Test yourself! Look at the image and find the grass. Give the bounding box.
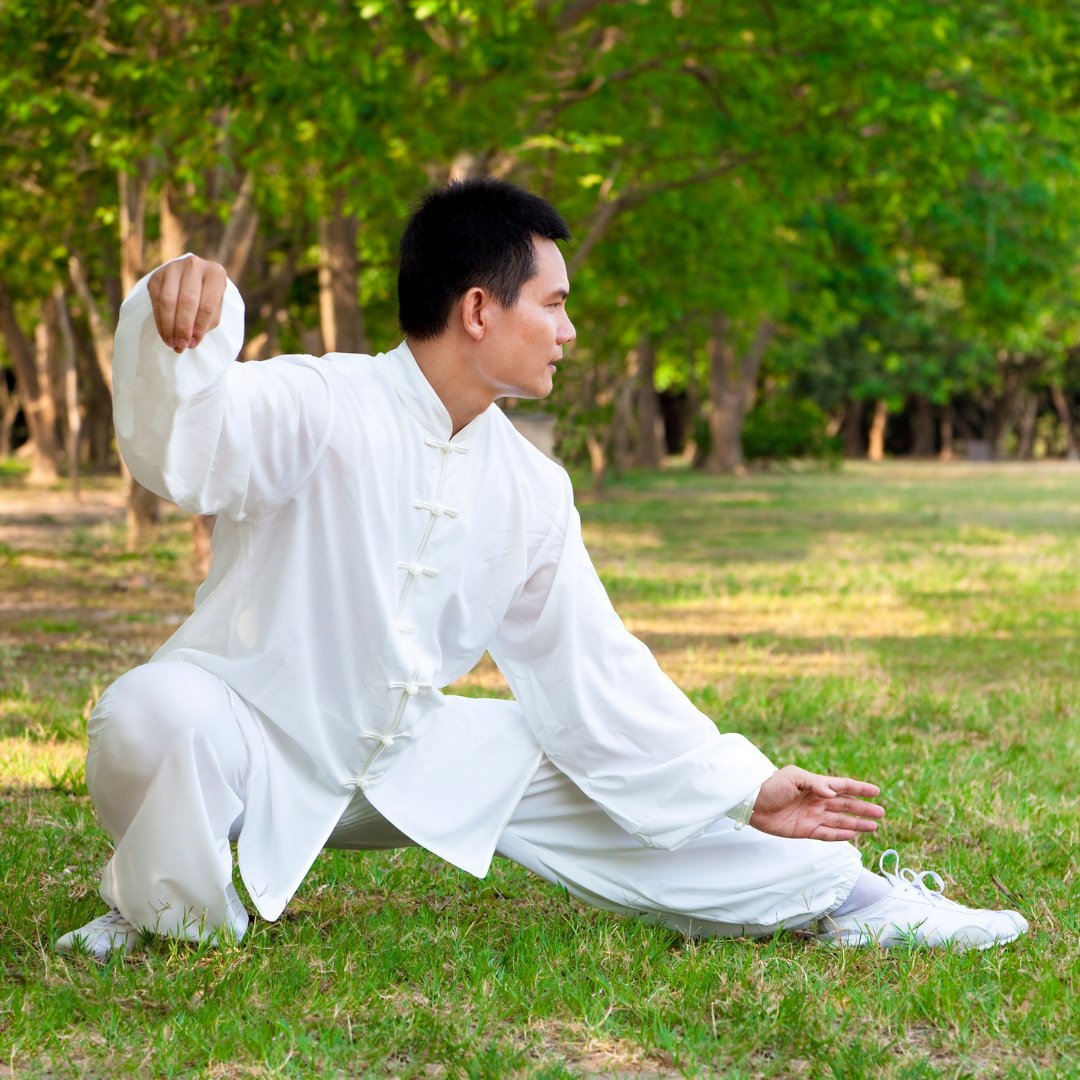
[1,461,1077,1077]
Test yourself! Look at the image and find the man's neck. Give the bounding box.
[407,335,493,436]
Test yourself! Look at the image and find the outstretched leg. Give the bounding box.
[496,757,863,939]
[495,756,1028,948]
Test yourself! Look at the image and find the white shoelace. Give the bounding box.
[878,849,963,909]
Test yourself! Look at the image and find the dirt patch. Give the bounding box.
[0,488,128,551]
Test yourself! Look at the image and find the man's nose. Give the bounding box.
[558,313,576,346]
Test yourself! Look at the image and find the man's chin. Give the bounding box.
[500,385,550,403]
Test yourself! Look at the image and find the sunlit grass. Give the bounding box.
[1,463,1077,1077]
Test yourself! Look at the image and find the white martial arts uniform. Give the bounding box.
[93,261,862,940]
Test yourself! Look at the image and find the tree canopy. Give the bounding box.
[2,0,1079,492]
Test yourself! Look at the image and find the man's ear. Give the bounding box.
[460,287,487,342]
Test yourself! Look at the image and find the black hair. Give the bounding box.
[398,177,570,341]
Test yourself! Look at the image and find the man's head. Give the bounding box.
[398,177,571,342]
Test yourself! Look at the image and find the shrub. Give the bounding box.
[742,396,840,463]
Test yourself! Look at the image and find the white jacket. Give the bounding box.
[112,265,776,921]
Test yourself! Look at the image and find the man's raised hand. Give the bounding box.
[147,255,227,353]
[749,765,884,842]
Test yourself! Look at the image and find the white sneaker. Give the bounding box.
[56,909,143,960]
[814,849,1029,950]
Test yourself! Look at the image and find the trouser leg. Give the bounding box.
[86,661,251,941]
[495,757,863,939]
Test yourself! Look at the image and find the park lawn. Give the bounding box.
[0,461,1076,1078]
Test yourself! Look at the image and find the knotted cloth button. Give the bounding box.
[363,728,412,747]
[424,437,469,455]
[388,680,429,696]
[413,500,459,518]
[397,561,437,578]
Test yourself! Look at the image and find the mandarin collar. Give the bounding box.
[388,340,490,444]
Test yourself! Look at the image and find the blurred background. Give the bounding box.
[2,0,1079,531]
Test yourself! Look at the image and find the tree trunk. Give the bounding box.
[841,399,866,459]
[33,301,62,479]
[193,515,215,579]
[68,260,116,468]
[318,189,367,355]
[160,179,188,264]
[215,170,259,281]
[704,313,774,474]
[53,288,81,497]
[243,253,297,360]
[939,404,955,462]
[120,164,160,545]
[910,394,935,457]
[68,255,115,394]
[1049,384,1078,460]
[583,363,611,494]
[585,428,607,495]
[633,336,663,468]
[0,379,18,458]
[1015,390,1039,460]
[609,374,633,474]
[987,363,1023,459]
[867,399,888,462]
[0,281,61,483]
[119,167,148,295]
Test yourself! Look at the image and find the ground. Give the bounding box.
[0,461,1077,1078]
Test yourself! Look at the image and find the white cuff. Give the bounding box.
[728,784,762,831]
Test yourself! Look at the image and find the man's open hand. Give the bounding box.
[147,255,227,353]
[749,765,884,842]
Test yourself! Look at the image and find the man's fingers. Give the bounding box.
[825,795,885,819]
[826,776,881,799]
[823,810,880,833]
[812,826,859,842]
[147,257,227,352]
[172,259,209,348]
[795,769,880,802]
[189,264,226,347]
[811,810,881,841]
[149,263,184,348]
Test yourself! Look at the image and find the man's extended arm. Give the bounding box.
[491,490,883,848]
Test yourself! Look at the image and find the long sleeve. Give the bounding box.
[490,495,776,851]
[112,259,334,521]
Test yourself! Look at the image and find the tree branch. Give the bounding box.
[68,254,114,394]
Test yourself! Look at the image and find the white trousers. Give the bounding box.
[86,662,862,941]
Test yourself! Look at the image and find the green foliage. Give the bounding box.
[2,0,1080,463]
[742,395,841,463]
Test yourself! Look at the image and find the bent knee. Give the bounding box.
[89,661,232,755]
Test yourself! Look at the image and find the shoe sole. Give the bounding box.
[815,926,1026,950]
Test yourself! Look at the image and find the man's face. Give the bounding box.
[472,236,576,401]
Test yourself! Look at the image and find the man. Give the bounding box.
[58,179,1027,958]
